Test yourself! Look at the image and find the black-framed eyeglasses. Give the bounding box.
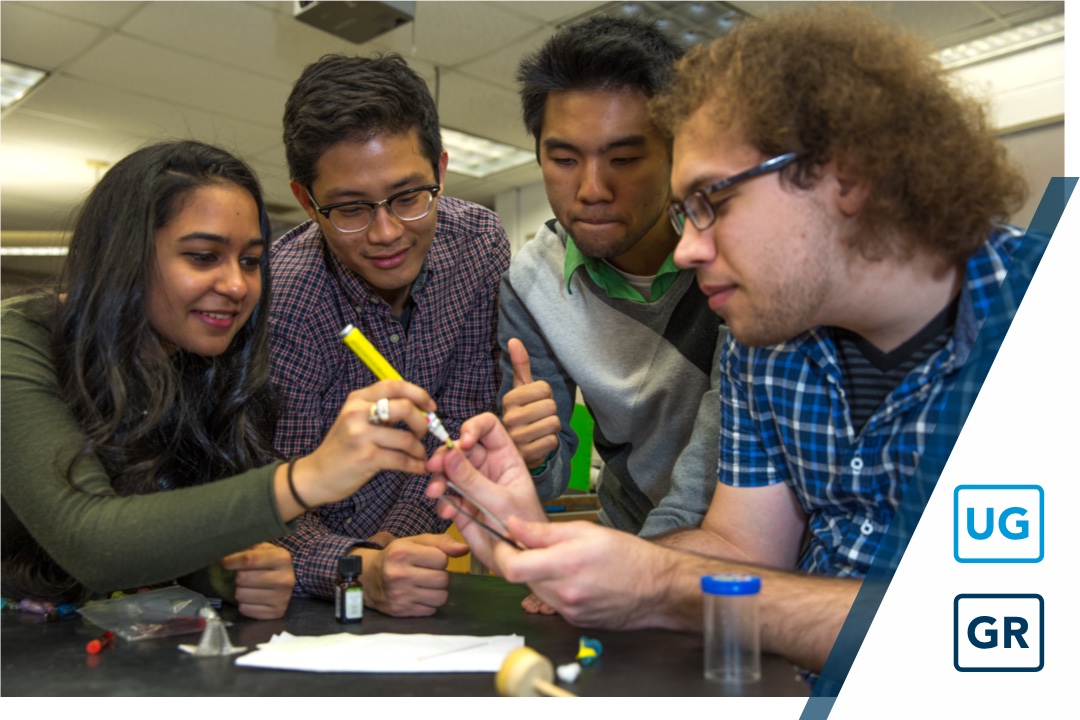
[306,184,442,233]
[668,152,799,235]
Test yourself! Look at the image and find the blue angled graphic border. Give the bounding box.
[802,177,1077,719]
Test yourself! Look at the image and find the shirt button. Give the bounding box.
[861,520,874,536]
[850,457,864,473]
[369,297,379,305]
[390,334,400,344]
[354,305,363,313]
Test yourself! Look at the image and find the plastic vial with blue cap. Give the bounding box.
[701,573,761,683]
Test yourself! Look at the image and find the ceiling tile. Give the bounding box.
[372,2,542,68]
[63,33,291,128]
[14,75,283,156]
[456,27,556,92]
[492,1,608,24]
[249,0,291,14]
[869,2,1000,47]
[727,2,810,19]
[0,2,105,70]
[731,1,1064,49]
[437,71,534,149]
[979,2,1064,22]
[119,1,362,80]
[24,0,145,28]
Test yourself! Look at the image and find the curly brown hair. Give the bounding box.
[650,5,1027,263]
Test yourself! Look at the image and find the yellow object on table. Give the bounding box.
[496,647,576,697]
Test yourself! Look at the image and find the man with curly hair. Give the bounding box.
[427,5,1029,674]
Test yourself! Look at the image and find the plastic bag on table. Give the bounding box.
[76,586,213,641]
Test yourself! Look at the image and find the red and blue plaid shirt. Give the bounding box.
[269,196,510,599]
[720,226,1020,578]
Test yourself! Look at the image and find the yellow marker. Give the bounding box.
[339,324,454,449]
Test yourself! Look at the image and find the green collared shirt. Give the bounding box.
[563,235,681,302]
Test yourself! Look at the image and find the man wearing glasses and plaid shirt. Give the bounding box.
[427,6,1031,676]
[269,53,509,617]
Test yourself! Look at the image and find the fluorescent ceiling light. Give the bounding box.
[937,14,1064,69]
[442,128,534,179]
[0,246,69,256]
[1,60,48,109]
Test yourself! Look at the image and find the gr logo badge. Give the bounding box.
[954,594,1044,672]
[954,485,1043,563]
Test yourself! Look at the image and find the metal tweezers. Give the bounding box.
[440,481,527,550]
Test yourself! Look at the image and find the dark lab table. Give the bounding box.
[1,573,809,696]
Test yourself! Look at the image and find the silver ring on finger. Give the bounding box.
[372,397,391,425]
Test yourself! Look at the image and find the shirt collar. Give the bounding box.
[562,234,681,302]
[320,224,432,312]
[794,226,1019,375]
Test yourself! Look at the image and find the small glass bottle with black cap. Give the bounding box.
[334,555,364,624]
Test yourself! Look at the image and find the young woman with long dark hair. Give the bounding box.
[2,141,437,618]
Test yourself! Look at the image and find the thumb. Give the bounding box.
[508,338,533,387]
[221,547,258,571]
[505,516,565,549]
[413,533,471,557]
[221,542,284,570]
[443,536,471,557]
[444,446,491,497]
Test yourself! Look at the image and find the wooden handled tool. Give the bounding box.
[496,647,577,697]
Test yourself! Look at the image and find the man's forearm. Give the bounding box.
[650,546,860,673]
[653,526,753,562]
[757,570,860,672]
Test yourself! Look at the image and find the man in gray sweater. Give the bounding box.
[499,15,728,538]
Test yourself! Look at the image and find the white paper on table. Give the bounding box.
[234,632,524,673]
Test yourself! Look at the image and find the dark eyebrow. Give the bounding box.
[178,232,229,245]
[178,233,265,249]
[541,138,579,154]
[598,135,647,154]
[678,174,721,198]
[389,173,431,191]
[323,173,433,200]
[542,135,649,155]
[676,169,744,200]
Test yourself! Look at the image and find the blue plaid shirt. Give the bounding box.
[719,226,1020,577]
[269,196,510,599]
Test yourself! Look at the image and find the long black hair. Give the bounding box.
[8,141,280,600]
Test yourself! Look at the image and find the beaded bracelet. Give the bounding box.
[287,457,317,512]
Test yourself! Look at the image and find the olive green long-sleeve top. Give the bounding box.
[1,295,291,596]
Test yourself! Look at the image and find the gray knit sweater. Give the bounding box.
[497,219,728,536]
